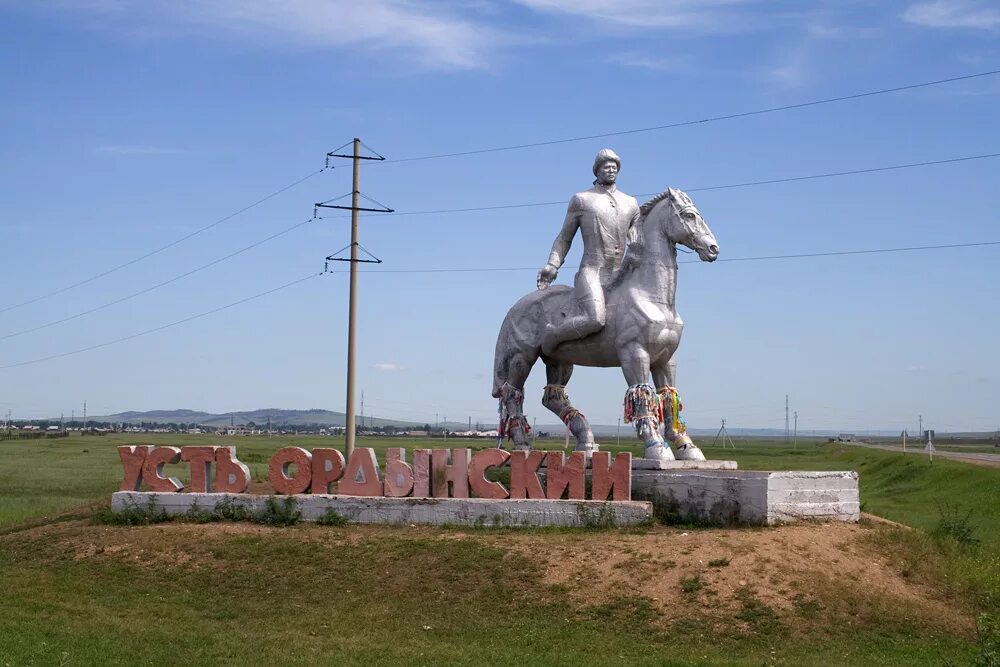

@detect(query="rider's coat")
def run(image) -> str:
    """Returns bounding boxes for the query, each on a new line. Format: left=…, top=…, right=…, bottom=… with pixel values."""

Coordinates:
left=547, top=183, right=640, bottom=302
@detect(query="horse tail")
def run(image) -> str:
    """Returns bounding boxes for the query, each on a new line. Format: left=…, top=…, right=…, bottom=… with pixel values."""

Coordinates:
left=492, top=312, right=513, bottom=398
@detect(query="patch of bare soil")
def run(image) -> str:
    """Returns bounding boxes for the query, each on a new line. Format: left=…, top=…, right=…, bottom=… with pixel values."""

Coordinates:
left=469, top=520, right=974, bottom=638
left=6, top=516, right=974, bottom=639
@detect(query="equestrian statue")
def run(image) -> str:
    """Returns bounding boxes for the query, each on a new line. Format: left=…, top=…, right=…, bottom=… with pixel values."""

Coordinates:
left=492, top=149, right=719, bottom=463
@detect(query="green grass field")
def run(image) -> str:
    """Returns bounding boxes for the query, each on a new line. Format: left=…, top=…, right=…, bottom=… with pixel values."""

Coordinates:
left=4, top=433, right=998, bottom=542
left=2, top=433, right=999, bottom=666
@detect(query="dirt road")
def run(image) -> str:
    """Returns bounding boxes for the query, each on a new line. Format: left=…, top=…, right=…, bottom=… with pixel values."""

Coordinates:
left=854, top=441, right=1000, bottom=468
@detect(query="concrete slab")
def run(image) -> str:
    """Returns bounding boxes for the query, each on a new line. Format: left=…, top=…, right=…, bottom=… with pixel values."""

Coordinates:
left=111, top=492, right=653, bottom=528
left=539, top=458, right=736, bottom=470
left=631, top=470, right=859, bottom=525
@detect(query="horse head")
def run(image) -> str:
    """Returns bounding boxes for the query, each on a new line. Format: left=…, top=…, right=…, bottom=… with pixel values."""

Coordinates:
left=641, top=188, right=719, bottom=263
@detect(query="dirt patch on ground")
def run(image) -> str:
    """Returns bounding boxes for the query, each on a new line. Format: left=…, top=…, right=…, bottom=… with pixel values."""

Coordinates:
left=441, top=520, right=975, bottom=638
left=5, top=517, right=975, bottom=639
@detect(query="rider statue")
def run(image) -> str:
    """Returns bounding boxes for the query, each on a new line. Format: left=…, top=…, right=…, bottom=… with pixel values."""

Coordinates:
left=536, top=148, right=640, bottom=355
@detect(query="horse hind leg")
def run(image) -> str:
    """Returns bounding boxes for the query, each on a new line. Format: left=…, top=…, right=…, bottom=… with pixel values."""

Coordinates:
left=541, top=362, right=597, bottom=455
left=498, top=382, right=533, bottom=451
left=496, top=353, right=536, bottom=451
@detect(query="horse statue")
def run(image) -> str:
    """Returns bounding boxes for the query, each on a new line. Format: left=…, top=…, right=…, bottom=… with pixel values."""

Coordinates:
left=491, top=187, right=719, bottom=463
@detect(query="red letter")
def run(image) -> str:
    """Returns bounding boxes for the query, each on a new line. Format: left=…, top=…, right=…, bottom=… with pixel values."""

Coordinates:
left=510, top=450, right=546, bottom=499
left=181, top=446, right=216, bottom=493
left=384, top=448, right=414, bottom=497
left=311, top=448, right=346, bottom=494
left=141, top=447, right=184, bottom=492
left=339, top=448, right=383, bottom=496
left=214, top=447, right=250, bottom=493
left=118, top=445, right=153, bottom=492
left=468, top=449, right=510, bottom=499
left=431, top=448, right=470, bottom=498
left=268, top=447, right=313, bottom=495
left=412, top=449, right=431, bottom=498
left=591, top=452, right=631, bottom=501
left=545, top=451, right=586, bottom=500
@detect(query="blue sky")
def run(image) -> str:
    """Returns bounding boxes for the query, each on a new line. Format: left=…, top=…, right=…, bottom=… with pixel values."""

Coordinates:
left=1, top=0, right=998, bottom=434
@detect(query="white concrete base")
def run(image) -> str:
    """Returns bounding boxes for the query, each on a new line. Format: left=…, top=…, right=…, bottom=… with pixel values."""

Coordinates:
left=631, top=459, right=737, bottom=470
left=111, top=492, right=653, bottom=527
left=538, top=458, right=736, bottom=470
left=631, top=470, right=859, bottom=525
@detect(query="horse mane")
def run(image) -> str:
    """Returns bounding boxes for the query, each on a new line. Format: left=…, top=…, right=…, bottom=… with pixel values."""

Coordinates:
left=606, top=187, right=674, bottom=291
left=639, top=187, right=673, bottom=218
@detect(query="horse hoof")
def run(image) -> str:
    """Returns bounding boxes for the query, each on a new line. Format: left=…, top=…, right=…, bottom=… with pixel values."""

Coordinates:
left=643, top=444, right=676, bottom=463
left=573, top=443, right=598, bottom=460
left=674, top=444, right=707, bottom=461
left=512, top=443, right=533, bottom=452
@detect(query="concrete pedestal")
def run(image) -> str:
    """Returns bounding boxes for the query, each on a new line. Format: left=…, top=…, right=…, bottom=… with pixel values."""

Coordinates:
left=631, top=459, right=737, bottom=470
left=111, top=492, right=653, bottom=528
left=631, top=470, right=859, bottom=525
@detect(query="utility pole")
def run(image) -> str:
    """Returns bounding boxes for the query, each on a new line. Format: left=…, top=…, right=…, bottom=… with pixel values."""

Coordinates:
left=617, top=417, right=621, bottom=447
left=443, top=415, right=448, bottom=443
left=713, top=418, right=736, bottom=449
left=784, top=395, right=789, bottom=444
left=317, top=138, right=391, bottom=461
left=793, top=411, right=798, bottom=448
left=919, top=414, right=923, bottom=437
left=83, top=400, right=87, bottom=432
left=267, top=415, right=271, bottom=438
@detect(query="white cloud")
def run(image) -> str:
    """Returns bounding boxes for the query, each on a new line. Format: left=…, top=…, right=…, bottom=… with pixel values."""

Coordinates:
left=374, top=362, right=401, bottom=372
left=27, top=0, right=503, bottom=69
left=511, top=0, right=762, bottom=30
left=608, top=52, right=692, bottom=72
left=902, top=1, right=1000, bottom=29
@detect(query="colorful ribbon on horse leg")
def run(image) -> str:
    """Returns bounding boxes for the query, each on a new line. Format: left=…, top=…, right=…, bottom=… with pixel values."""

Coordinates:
left=657, top=386, right=687, bottom=435
left=623, top=383, right=662, bottom=424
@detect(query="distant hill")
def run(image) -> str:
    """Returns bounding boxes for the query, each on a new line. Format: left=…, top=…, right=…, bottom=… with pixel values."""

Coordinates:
left=94, top=408, right=425, bottom=429
left=78, top=409, right=978, bottom=438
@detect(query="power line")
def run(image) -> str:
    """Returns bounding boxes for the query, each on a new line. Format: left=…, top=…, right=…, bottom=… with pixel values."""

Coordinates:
left=0, top=273, right=322, bottom=370
left=7, top=150, right=996, bottom=338
left=0, top=168, right=327, bottom=316
left=4, top=69, right=995, bottom=316
left=324, top=240, right=1000, bottom=274
left=321, top=151, right=1000, bottom=220
left=0, top=218, right=315, bottom=341
left=0, top=239, right=993, bottom=370
left=384, top=70, right=1000, bottom=163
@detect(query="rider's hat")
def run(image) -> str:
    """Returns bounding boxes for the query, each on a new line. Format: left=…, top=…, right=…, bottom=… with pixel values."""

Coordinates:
left=592, top=148, right=621, bottom=176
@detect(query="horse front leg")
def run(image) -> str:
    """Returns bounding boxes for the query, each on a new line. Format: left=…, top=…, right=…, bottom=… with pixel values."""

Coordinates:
left=652, top=360, right=706, bottom=462
left=542, top=361, right=597, bottom=456
left=621, top=345, right=674, bottom=463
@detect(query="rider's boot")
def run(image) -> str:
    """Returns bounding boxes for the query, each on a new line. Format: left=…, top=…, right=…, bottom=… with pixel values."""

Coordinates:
left=541, top=315, right=601, bottom=356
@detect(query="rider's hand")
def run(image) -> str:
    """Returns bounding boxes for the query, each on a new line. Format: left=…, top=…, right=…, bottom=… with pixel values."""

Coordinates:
left=537, top=263, right=558, bottom=290
left=627, top=226, right=638, bottom=245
